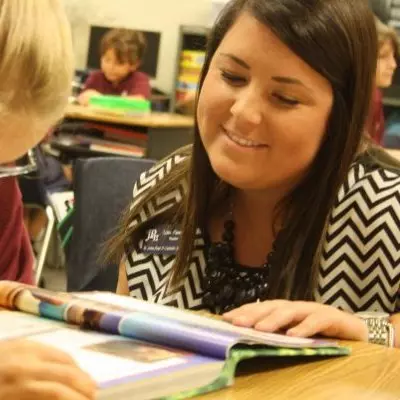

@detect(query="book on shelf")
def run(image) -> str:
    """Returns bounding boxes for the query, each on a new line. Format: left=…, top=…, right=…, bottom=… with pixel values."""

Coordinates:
left=0, top=281, right=350, bottom=400
left=88, top=95, right=151, bottom=116
left=85, top=122, right=148, bottom=147
left=55, top=135, right=145, bottom=158
left=79, top=135, right=144, bottom=157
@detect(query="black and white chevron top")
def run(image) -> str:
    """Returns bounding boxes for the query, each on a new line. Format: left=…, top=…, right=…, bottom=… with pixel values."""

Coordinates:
left=125, top=154, right=400, bottom=313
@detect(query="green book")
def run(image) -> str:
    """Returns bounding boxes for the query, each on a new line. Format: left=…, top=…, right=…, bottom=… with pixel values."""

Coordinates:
left=0, top=282, right=350, bottom=400
left=89, top=94, right=151, bottom=115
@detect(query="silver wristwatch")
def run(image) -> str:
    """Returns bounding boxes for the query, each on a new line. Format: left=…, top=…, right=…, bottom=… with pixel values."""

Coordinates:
left=356, top=311, right=395, bottom=347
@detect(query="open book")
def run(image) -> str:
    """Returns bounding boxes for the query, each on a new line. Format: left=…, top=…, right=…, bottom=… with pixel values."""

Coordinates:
left=0, top=281, right=350, bottom=399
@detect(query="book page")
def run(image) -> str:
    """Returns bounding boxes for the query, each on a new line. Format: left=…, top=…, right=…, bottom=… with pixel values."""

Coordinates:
left=0, top=312, right=221, bottom=390
left=0, top=280, right=342, bottom=365
left=0, top=310, right=58, bottom=339
left=79, top=292, right=339, bottom=349
left=30, top=328, right=190, bottom=387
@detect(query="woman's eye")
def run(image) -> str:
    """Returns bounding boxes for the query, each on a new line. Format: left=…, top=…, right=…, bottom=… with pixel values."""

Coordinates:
left=221, top=71, right=246, bottom=85
left=273, top=94, right=300, bottom=106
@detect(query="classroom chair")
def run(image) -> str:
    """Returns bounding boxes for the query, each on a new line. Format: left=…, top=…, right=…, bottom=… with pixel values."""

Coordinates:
left=66, top=156, right=155, bottom=292
left=19, top=174, right=55, bottom=286
left=18, top=147, right=72, bottom=286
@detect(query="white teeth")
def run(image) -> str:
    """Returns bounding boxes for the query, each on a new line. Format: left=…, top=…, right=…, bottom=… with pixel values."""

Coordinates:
left=226, top=131, right=263, bottom=148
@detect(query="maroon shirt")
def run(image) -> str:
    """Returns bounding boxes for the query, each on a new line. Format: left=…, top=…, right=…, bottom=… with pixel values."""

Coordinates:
left=0, top=177, right=34, bottom=284
left=83, top=70, right=151, bottom=99
left=367, top=87, right=385, bottom=145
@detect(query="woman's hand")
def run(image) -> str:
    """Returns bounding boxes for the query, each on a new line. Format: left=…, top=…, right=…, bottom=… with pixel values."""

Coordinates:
left=0, top=340, right=97, bottom=400
left=223, top=300, right=369, bottom=342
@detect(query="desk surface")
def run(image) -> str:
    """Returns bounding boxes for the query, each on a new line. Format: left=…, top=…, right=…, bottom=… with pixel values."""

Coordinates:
left=200, top=341, right=400, bottom=400
left=383, top=97, right=400, bottom=107
left=386, top=148, right=400, bottom=161
left=65, top=104, right=195, bottom=128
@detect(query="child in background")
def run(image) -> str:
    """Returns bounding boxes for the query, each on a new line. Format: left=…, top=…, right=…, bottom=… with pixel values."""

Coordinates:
left=79, top=28, right=151, bottom=105
left=368, top=17, right=398, bottom=145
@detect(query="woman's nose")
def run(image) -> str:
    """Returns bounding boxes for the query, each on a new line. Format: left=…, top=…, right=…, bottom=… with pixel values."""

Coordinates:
left=230, top=89, right=263, bottom=129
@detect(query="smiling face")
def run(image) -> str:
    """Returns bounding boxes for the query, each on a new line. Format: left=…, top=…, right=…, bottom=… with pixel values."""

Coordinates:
left=197, top=12, right=334, bottom=193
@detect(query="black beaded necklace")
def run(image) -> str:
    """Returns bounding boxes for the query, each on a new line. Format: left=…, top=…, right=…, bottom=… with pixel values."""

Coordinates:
left=202, top=212, right=277, bottom=314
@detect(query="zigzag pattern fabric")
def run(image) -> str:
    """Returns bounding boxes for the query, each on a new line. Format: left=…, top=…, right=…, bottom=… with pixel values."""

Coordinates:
left=315, top=164, right=400, bottom=312
left=126, top=155, right=206, bottom=310
left=125, top=155, right=400, bottom=313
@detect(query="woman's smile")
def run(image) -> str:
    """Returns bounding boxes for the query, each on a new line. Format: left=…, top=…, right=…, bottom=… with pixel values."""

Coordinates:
left=222, top=125, right=268, bottom=149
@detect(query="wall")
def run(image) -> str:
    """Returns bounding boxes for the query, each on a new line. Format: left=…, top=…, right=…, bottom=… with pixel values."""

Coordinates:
left=63, top=0, right=214, bottom=94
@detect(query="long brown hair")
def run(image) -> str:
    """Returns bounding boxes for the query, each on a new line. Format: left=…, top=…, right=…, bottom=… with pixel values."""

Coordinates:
left=108, top=0, right=377, bottom=300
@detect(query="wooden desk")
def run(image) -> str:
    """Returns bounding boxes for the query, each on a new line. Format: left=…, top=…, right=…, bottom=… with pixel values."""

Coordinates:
left=386, top=148, right=400, bottom=161
left=63, top=104, right=195, bottom=160
left=200, top=341, right=400, bottom=400
left=383, top=97, right=400, bottom=108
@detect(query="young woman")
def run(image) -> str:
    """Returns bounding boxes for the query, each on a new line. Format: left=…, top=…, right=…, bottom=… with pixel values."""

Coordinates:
left=0, top=1, right=96, bottom=398
left=111, top=0, right=400, bottom=348
left=368, top=17, right=398, bottom=145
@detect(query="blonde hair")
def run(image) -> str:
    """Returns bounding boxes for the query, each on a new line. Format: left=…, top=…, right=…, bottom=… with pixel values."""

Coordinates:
left=0, top=0, right=73, bottom=135
left=375, top=17, right=399, bottom=58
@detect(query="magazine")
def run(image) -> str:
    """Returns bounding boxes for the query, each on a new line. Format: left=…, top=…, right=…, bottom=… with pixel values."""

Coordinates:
left=0, top=281, right=350, bottom=399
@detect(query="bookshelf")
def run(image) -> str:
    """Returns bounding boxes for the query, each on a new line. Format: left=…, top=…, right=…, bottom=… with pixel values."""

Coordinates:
left=170, top=25, right=209, bottom=113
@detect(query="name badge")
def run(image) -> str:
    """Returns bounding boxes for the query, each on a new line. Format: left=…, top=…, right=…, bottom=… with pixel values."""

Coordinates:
left=141, top=225, right=181, bottom=255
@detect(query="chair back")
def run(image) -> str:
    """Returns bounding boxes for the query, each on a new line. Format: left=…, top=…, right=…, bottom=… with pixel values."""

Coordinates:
left=67, top=156, right=155, bottom=292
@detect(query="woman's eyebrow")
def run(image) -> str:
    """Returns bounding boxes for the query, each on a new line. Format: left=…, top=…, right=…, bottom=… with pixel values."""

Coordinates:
left=272, top=76, right=314, bottom=93
left=218, top=54, right=316, bottom=94
left=219, top=53, right=250, bottom=69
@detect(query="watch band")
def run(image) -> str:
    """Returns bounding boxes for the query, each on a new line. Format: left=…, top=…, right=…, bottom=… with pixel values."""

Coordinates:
left=356, top=312, right=395, bottom=347
left=388, top=322, right=395, bottom=348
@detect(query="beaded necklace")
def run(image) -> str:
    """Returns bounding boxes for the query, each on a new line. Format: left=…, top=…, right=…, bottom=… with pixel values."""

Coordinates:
left=202, top=211, right=278, bottom=314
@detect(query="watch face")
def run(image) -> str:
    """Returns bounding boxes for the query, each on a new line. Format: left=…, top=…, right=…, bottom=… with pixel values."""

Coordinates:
left=357, top=311, right=390, bottom=319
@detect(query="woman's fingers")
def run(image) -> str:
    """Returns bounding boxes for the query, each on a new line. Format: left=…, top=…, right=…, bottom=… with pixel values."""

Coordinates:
left=224, top=300, right=319, bottom=330
left=223, top=301, right=281, bottom=327
left=223, top=301, right=370, bottom=342
left=287, top=310, right=369, bottom=342
left=254, top=307, right=309, bottom=332
left=286, top=311, right=337, bottom=337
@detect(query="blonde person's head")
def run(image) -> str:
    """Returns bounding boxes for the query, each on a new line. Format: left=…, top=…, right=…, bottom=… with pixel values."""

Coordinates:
left=0, top=0, right=74, bottom=163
